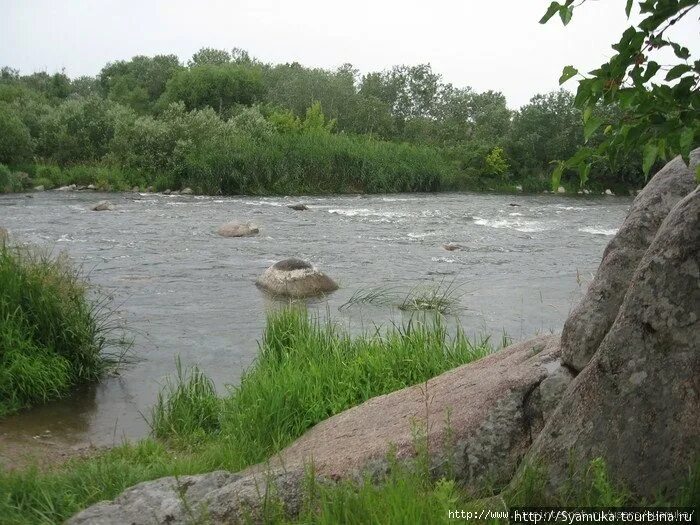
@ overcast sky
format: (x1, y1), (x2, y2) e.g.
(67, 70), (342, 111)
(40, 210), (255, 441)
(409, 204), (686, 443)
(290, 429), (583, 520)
(1, 0), (698, 108)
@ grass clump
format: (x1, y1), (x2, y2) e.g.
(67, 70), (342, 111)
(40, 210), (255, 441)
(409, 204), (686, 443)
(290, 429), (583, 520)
(150, 307), (491, 457)
(0, 243), (126, 416)
(341, 280), (466, 314)
(149, 357), (221, 446)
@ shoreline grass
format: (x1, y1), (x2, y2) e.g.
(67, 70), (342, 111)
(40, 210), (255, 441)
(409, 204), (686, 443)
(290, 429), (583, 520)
(0, 308), (493, 523)
(0, 242), (129, 417)
(0, 308), (696, 523)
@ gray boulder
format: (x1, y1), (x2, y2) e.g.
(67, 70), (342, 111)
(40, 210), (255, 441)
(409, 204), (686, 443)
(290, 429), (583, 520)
(259, 335), (571, 491)
(217, 222), (259, 238)
(57, 184), (76, 191)
(91, 200), (113, 211)
(288, 203), (309, 211)
(180, 187), (194, 195)
(33, 185), (45, 191)
(519, 188), (700, 499)
(256, 258), (338, 298)
(561, 149), (699, 371)
(67, 471), (240, 525)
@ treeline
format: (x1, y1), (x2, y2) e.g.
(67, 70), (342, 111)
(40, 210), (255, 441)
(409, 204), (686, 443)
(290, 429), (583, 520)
(0, 48), (643, 194)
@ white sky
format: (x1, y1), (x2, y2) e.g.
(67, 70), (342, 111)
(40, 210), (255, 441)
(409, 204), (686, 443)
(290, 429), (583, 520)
(1, 0), (698, 108)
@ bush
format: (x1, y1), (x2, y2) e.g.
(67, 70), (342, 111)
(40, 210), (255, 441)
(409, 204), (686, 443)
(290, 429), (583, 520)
(0, 244), (126, 416)
(0, 104), (33, 164)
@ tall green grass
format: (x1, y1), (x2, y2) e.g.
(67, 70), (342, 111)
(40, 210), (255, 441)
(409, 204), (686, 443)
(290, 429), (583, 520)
(151, 308), (491, 457)
(0, 308), (491, 523)
(0, 243), (127, 416)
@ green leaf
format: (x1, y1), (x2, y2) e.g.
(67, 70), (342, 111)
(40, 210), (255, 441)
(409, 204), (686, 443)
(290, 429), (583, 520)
(540, 2), (561, 24)
(584, 117), (603, 141)
(671, 43), (690, 60)
(583, 105), (593, 123)
(579, 163), (591, 187)
(625, 0), (633, 17)
(665, 64), (692, 81)
(551, 161), (565, 192)
(642, 142), (658, 177)
(559, 5), (573, 25)
(642, 61), (661, 82)
(679, 128), (694, 156)
(559, 65), (578, 85)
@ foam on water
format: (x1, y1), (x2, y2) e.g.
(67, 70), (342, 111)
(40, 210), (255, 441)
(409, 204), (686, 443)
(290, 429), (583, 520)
(579, 227), (618, 236)
(473, 217), (550, 233)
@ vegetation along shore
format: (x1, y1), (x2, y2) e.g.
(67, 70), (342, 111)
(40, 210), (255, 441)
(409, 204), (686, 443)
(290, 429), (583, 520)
(1, 53), (650, 197)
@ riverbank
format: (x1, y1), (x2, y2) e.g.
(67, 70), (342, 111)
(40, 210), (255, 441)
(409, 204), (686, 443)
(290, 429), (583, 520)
(2, 309), (696, 524)
(1, 161), (636, 198)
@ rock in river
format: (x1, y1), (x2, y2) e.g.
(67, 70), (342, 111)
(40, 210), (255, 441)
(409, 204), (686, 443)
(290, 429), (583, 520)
(217, 222), (259, 238)
(91, 200), (113, 211)
(256, 258), (338, 298)
(288, 203), (309, 211)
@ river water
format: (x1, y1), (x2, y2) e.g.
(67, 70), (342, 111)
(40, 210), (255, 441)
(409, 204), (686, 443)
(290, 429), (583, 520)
(0, 190), (630, 452)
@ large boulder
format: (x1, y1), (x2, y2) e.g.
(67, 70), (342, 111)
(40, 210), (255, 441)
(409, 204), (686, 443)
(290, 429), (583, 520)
(561, 149), (699, 371)
(253, 335), (571, 491)
(68, 469), (321, 525)
(216, 222), (259, 238)
(256, 258), (338, 298)
(67, 471), (240, 525)
(69, 335), (574, 523)
(518, 188), (700, 498)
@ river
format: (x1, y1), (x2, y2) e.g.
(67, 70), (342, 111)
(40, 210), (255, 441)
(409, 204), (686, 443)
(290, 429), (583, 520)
(0, 190), (630, 456)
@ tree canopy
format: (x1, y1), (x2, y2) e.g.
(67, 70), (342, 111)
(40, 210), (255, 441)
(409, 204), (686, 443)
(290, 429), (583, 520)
(542, 0), (699, 187)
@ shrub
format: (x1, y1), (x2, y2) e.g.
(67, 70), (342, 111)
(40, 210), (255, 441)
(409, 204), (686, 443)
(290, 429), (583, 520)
(0, 104), (33, 164)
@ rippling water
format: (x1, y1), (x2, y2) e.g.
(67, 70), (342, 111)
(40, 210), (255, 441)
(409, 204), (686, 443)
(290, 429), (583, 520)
(0, 190), (631, 449)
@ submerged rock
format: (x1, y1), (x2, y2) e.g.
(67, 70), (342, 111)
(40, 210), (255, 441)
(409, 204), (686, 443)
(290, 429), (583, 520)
(288, 203), (309, 211)
(91, 200), (113, 211)
(216, 222), (259, 238)
(256, 258), (338, 298)
(561, 149), (699, 371)
(442, 242), (462, 251)
(519, 187), (700, 499)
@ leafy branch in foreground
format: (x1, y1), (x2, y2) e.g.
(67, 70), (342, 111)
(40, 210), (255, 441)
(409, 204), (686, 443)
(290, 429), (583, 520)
(542, 0), (700, 189)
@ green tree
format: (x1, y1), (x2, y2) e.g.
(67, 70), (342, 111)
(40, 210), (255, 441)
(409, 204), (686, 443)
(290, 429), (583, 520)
(159, 64), (264, 115)
(36, 96), (119, 164)
(99, 55), (183, 113)
(542, 0), (699, 186)
(506, 90), (582, 179)
(484, 146), (510, 177)
(0, 104), (33, 164)
(188, 47), (231, 67)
